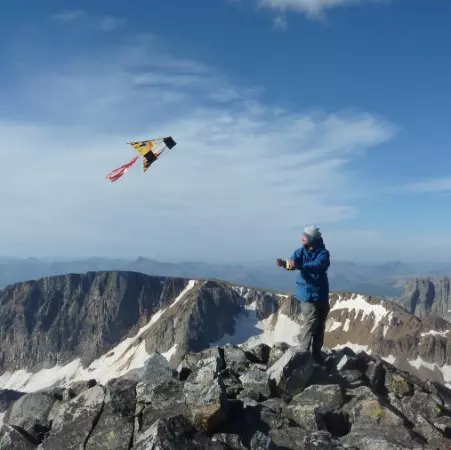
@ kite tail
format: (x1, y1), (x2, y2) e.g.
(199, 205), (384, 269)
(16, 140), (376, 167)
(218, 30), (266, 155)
(105, 156), (139, 182)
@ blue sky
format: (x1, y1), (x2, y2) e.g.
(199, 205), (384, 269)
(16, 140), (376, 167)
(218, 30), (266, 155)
(1, 0), (450, 262)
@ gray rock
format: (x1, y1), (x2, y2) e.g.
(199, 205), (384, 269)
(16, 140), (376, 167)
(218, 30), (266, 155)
(0, 424), (36, 450)
(68, 380), (97, 399)
(290, 384), (344, 413)
(180, 347), (225, 380)
(338, 370), (365, 388)
(187, 356), (223, 384)
(411, 413), (450, 449)
(4, 392), (54, 442)
(269, 426), (307, 449)
(223, 345), (250, 375)
(250, 430), (272, 450)
(41, 385), (105, 450)
(348, 398), (407, 433)
(133, 415), (227, 449)
(184, 377), (229, 434)
(365, 361), (386, 395)
(303, 431), (345, 449)
(340, 426), (426, 450)
(424, 380), (451, 412)
(239, 369), (272, 400)
(211, 433), (246, 449)
(260, 398), (290, 415)
(267, 342), (290, 367)
(267, 347), (314, 397)
(85, 379), (137, 450)
(242, 343), (271, 365)
(401, 392), (442, 422)
(137, 378), (190, 437)
(432, 415), (451, 435)
(286, 403), (323, 434)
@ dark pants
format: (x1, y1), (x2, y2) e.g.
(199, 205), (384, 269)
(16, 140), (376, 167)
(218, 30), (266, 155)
(297, 299), (330, 360)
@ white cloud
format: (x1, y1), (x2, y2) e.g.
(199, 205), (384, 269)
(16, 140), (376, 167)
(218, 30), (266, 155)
(51, 10), (86, 22)
(0, 36), (396, 261)
(99, 16), (127, 32)
(258, 0), (391, 21)
(50, 10), (126, 32)
(404, 177), (451, 194)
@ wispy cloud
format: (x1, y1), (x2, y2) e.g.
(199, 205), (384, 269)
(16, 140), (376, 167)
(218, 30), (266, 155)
(99, 16), (127, 32)
(51, 10), (86, 22)
(258, 0), (392, 22)
(405, 177), (451, 194)
(50, 10), (126, 32)
(0, 36), (396, 260)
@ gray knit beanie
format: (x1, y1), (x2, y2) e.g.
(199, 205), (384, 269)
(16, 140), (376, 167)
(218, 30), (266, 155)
(303, 225), (322, 244)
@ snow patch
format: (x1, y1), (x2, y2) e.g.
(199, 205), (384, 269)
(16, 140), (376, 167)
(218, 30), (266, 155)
(211, 301), (302, 348)
(170, 280), (197, 308)
(333, 341), (371, 355)
(382, 355), (396, 365)
(162, 344), (178, 361)
(420, 330), (449, 338)
(331, 294), (389, 333)
(326, 319), (342, 332)
(0, 306), (168, 393)
(408, 357), (451, 385)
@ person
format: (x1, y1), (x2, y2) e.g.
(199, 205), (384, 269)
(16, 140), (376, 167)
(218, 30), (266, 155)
(276, 225), (330, 364)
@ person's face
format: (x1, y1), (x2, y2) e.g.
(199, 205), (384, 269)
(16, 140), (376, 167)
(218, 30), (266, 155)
(301, 235), (309, 247)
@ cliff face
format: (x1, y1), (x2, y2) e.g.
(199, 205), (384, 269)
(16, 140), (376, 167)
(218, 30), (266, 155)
(0, 271), (187, 372)
(397, 277), (451, 322)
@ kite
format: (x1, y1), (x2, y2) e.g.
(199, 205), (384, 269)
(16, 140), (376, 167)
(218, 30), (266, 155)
(106, 136), (177, 182)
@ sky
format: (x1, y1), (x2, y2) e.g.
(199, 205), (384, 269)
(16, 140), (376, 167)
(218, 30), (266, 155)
(1, 0), (451, 263)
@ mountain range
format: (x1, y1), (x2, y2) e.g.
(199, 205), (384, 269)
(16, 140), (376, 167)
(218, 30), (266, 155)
(2, 256), (451, 297)
(0, 271), (450, 448)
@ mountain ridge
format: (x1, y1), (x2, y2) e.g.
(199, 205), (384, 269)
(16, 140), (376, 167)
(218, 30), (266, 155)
(0, 271), (450, 395)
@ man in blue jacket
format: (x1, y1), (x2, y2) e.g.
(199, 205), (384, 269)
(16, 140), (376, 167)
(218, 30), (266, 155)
(276, 225), (330, 364)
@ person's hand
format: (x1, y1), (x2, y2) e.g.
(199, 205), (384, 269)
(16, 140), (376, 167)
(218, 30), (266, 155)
(286, 259), (296, 270)
(276, 258), (285, 267)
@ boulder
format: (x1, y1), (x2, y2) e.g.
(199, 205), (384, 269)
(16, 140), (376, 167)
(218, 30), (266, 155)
(0, 424), (36, 450)
(137, 377), (190, 437)
(239, 368), (272, 400)
(267, 347), (314, 398)
(184, 377), (229, 434)
(242, 343), (271, 365)
(340, 426), (425, 450)
(41, 385), (105, 450)
(211, 433), (246, 449)
(267, 342), (290, 367)
(85, 379), (137, 450)
(4, 392), (54, 442)
(303, 430), (345, 449)
(222, 345), (250, 375)
(133, 415), (228, 449)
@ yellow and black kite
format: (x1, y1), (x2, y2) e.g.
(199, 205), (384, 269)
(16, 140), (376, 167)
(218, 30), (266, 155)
(106, 136), (177, 182)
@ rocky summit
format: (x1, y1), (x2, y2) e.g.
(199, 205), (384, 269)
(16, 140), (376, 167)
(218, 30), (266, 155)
(0, 341), (451, 449)
(0, 271), (451, 448)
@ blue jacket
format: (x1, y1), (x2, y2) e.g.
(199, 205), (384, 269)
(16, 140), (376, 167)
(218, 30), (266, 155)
(289, 238), (330, 302)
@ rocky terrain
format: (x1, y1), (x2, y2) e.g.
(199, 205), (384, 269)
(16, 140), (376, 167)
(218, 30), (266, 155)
(397, 277), (451, 323)
(1, 341), (451, 449)
(0, 271), (450, 395)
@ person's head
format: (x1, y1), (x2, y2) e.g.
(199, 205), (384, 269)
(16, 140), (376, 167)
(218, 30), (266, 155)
(301, 225), (322, 247)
